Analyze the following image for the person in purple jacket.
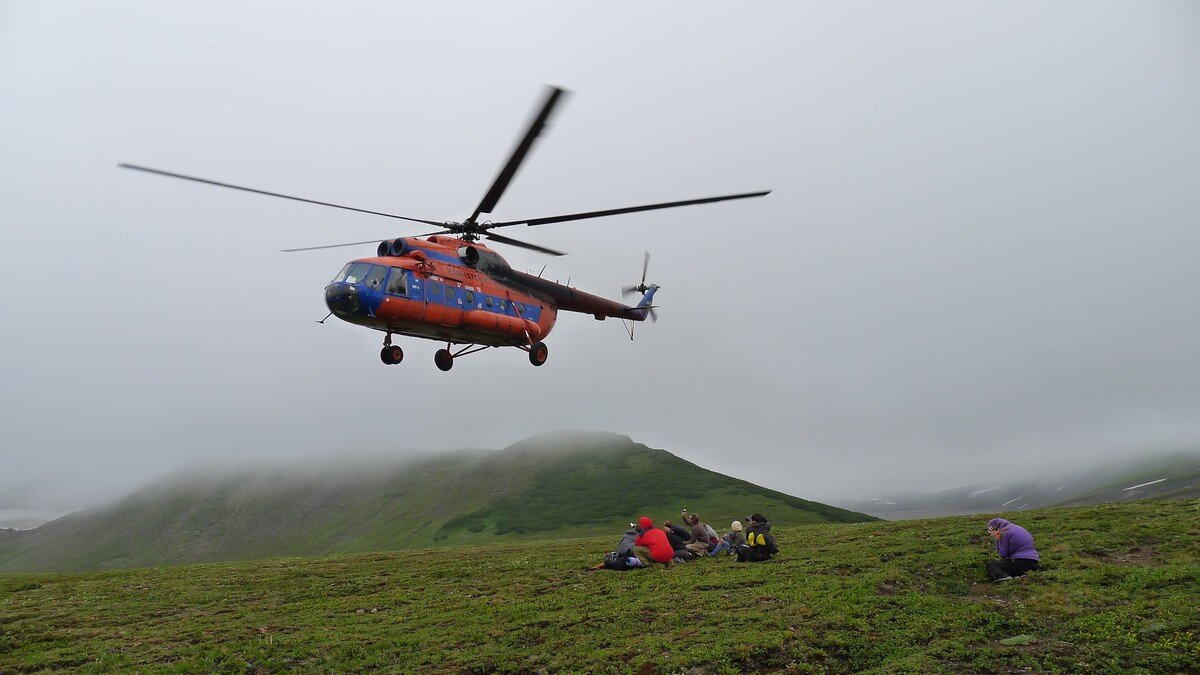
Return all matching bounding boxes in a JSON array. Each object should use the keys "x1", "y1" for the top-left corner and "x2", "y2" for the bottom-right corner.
[{"x1": 985, "y1": 517, "x2": 1040, "y2": 582}]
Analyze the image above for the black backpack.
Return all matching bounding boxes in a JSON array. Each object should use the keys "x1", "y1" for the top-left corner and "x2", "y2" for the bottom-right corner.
[
  {"x1": 739, "y1": 529, "x2": 779, "y2": 562},
  {"x1": 603, "y1": 551, "x2": 632, "y2": 570}
]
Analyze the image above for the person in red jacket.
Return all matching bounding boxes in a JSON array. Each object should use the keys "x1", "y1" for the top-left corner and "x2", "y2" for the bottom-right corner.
[{"x1": 632, "y1": 516, "x2": 675, "y2": 565}]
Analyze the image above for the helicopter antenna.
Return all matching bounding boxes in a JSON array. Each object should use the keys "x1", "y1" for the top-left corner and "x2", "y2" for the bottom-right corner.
[{"x1": 622, "y1": 317, "x2": 636, "y2": 340}]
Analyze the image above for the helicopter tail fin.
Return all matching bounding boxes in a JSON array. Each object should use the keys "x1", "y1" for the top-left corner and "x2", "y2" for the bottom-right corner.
[
  {"x1": 630, "y1": 285, "x2": 659, "y2": 322},
  {"x1": 621, "y1": 252, "x2": 659, "y2": 322}
]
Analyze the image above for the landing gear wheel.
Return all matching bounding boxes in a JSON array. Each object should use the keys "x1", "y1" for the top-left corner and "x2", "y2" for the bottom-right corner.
[
  {"x1": 529, "y1": 341, "x2": 549, "y2": 367},
  {"x1": 380, "y1": 345, "x2": 404, "y2": 365},
  {"x1": 434, "y1": 349, "x2": 454, "y2": 372}
]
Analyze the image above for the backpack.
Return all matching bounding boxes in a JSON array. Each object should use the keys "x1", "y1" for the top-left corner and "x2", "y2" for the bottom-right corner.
[
  {"x1": 603, "y1": 551, "x2": 632, "y2": 570},
  {"x1": 739, "y1": 529, "x2": 779, "y2": 562}
]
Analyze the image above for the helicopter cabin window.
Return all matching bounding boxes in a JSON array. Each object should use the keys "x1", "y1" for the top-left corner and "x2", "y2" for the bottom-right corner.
[
  {"x1": 486, "y1": 296, "x2": 494, "y2": 308},
  {"x1": 365, "y1": 265, "x2": 387, "y2": 290},
  {"x1": 332, "y1": 263, "x2": 352, "y2": 283},
  {"x1": 386, "y1": 268, "x2": 408, "y2": 296},
  {"x1": 428, "y1": 282, "x2": 442, "y2": 303},
  {"x1": 445, "y1": 286, "x2": 457, "y2": 303},
  {"x1": 465, "y1": 290, "x2": 474, "y2": 304},
  {"x1": 345, "y1": 262, "x2": 372, "y2": 284}
]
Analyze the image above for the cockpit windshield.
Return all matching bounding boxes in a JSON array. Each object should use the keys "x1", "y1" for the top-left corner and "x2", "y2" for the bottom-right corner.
[
  {"x1": 332, "y1": 262, "x2": 374, "y2": 284},
  {"x1": 346, "y1": 263, "x2": 373, "y2": 284}
]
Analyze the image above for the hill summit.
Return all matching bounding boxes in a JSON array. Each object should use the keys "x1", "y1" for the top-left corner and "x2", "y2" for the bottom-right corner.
[{"x1": 0, "y1": 431, "x2": 873, "y2": 572}]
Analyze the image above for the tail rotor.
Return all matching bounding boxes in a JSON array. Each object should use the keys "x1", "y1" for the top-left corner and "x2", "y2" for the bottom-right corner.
[
  {"x1": 621, "y1": 252, "x2": 660, "y2": 337},
  {"x1": 622, "y1": 251, "x2": 653, "y2": 298}
]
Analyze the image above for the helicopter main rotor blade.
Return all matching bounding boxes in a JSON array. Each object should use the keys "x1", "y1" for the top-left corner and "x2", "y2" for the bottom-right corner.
[
  {"x1": 280, "y1": 229, "x2": 460, "y2": 252},
  {"x1": 279, "y1": 239, "x2": 391, "y2": 253},
  {"x1": 466, "y1": 86, "x2": 568, "y2": 225},
  {"x1": 118, "y1": 164, "x2": 446, "y2": 227},
  {"x1": 485, "y1": 190, "x2": 772, "y2": 228},
  {"x1": 483, "y1": 231, "x2": 565, "y2": 256}
]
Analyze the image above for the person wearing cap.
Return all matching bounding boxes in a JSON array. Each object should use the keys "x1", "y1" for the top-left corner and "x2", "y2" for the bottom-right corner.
[
  {"x1": 708, "y1": 520, "x2": 746, "y2": 557},
  {"x1": 632, "y1": 515, "x2": 675, "y2": 566},
  {"x1": 736, "y1": 513, "x2": 779, "y2": 562},
  {"x1": 985, "y1": 517, "x2": 1040, "y2": 581}
]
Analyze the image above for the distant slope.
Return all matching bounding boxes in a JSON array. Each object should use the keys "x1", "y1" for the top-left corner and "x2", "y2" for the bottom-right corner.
[
  {"x1": 834, "y1": 451, "x2": 1200, "y2": 519},
  {"x1": 0, "y1": 431, "x2": 873, "y2": 572}
]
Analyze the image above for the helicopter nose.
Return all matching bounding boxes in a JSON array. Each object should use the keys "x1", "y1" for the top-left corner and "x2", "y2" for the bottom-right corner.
[{"x1": 324, "y1": 283, "x2": 360, "y2": 315}]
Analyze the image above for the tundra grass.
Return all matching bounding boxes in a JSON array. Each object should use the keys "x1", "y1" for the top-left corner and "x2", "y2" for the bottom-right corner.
[{"x1": 2, "y1": 499, "x2": 1198, "y2": 673}]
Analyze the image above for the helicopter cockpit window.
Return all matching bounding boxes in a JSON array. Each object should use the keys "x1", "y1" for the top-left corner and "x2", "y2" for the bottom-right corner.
[
  {"x1": 331, "y1": 263, "x2": 352, "y2": 283},
  {"x1": 386, "y1": 268, "x2": 408, "y2": 296},
  {"x1": 345, "y1": 262, "x2": 372, "y2": 285},
  {"x1": 365, "y1": 265, "x2": 386, "y2": 290}
]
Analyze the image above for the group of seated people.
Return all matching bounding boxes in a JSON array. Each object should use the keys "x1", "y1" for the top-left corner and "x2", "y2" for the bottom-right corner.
[
  {"x1": 601, "y1": 512, "x2": 1041, "y2": 582},
  {"x1": 601, "y1": 509, "x2": 780, "y2": 570}
]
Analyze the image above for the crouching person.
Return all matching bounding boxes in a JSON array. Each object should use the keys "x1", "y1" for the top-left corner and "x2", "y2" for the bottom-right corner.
[
  {"x1": 632, "y1": 516, "x2": 676, "y2": 567},
  {"x1": 985, "y1": 517, "x2": 1040, "y2": 582},
  {"x1": 736, "y1": 513, "x2": 779, "y2": 562}
]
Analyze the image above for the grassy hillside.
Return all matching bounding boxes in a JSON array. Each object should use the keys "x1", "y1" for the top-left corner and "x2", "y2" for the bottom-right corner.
[
  {"x1": 2, "y1": 498, "x2": 1197, "y2": 673},
  {"x1": 0, "y1": 432, "x2": 872, "y2": 573}
]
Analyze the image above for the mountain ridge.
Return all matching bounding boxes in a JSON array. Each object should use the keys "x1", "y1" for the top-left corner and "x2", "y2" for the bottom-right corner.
[
  {"x1": 0, "y1": 431, "x2": 873, "y2": 572},
  {"x1": 832, "y1": 450, "x2": 1200, "y2": 518}
]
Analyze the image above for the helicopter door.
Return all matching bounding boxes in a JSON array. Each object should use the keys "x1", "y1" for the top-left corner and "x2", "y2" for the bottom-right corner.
[
  {"x1": 422, "y1": 281, "x2": 463, "y2": 327},
  {"x1": 424, "y1": 281, "x2": 444, "y2": 325}
]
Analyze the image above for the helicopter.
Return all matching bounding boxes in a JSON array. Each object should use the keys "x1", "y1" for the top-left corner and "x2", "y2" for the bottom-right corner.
[{"x1": 120, "y1": 86, "x2": 769, "y2": 371}]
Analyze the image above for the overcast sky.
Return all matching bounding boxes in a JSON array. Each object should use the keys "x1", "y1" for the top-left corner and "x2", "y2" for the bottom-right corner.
[{"x1": 3, "y1": 2, "x2": 1198, "y2": 508}]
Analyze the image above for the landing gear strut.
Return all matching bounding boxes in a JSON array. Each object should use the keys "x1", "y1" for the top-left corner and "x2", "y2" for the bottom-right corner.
[
  {"x1": 380, "y1": 334, "x2": 404, "y2": 365},
  {"x1": 427, "y1": 342, "x2": 548, "y2": 371}
]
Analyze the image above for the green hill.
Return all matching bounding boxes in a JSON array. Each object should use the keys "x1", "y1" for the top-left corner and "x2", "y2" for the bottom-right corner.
[
  {"x1": 0, "y1": 432, "x2": 872, "y2": 573},
  {"x1": 2, "y1": 499, "x2": 1197, "y2": 673}
]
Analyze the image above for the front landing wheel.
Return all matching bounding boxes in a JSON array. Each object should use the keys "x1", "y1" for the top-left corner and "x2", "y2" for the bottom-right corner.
[
  {"x1": 434, "y1": 349, "x2": 454, "y2": 371},
  {"x1": 529, "y1": 342, "x2": 548, "y2": 367},
  {"x1": 380, "y1": 345, "x2": 404, "y2": 365}
]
